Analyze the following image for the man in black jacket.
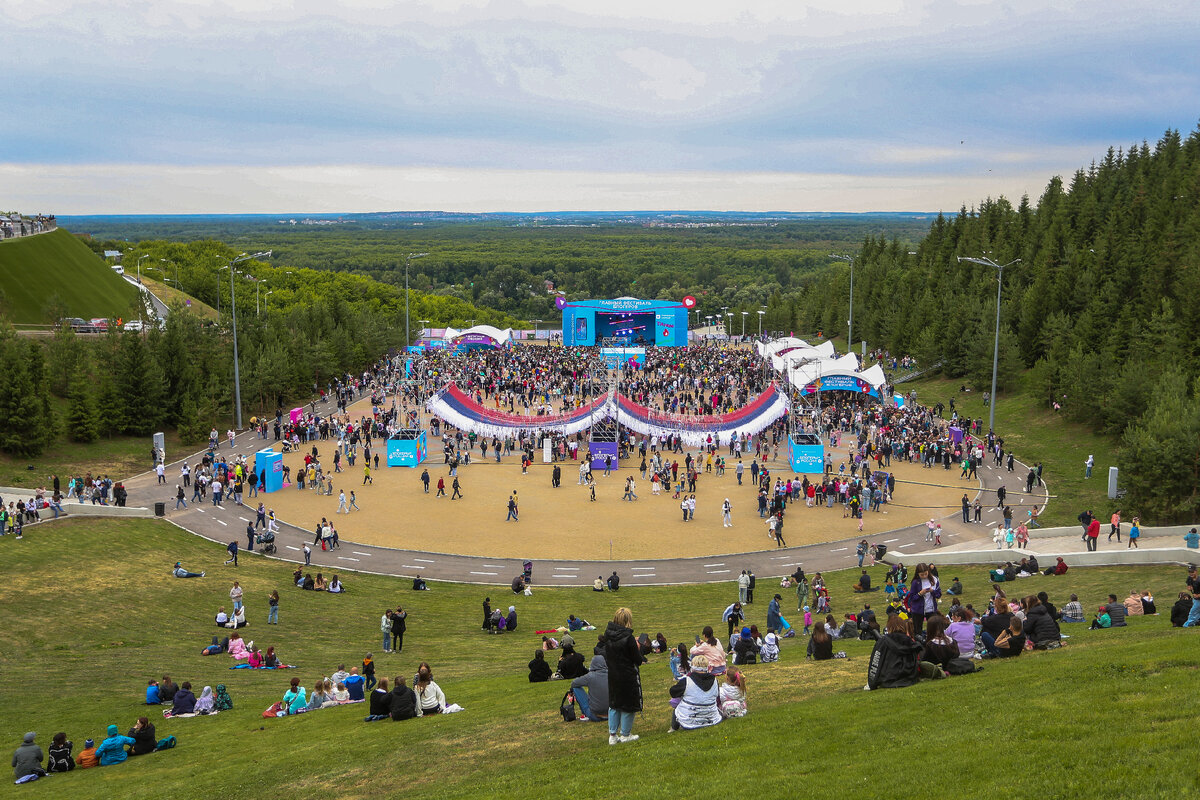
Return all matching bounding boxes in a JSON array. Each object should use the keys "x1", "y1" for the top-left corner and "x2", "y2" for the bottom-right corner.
[{"x1": 607, "y1": 572, "x2": 620, "y2": 591}]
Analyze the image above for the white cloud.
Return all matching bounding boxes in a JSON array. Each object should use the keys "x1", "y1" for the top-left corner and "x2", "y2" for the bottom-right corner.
[{"x1": 1, "y1": 162, "x2": 1055, "y2": 214}]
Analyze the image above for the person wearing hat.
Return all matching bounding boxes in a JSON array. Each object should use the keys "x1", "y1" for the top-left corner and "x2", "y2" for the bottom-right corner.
[
  {"x1": 75, "y1": 738, "x2": 99, "y2": 769},
  {"x1": 12, "y1": 732, "x2": 44, "y2": 781},
  {"x1": 95, "y1": 725, "x2": 135, "y2": 765},
  {"x1": 668, "y1": 654, "x2": 722, "y2": 731},
  {"x1": 172, "y1": 561, "x2": 204, "y2": 578},
  {"x1": 732, "y1": 627, "x2": 760, "y2": 665}
]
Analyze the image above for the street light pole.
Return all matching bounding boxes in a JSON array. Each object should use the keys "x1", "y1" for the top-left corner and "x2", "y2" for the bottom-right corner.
[
  {"x1": 405, "y1": 252, "x2": 430, "y2": 347},
  {"x1": 957, "y1": 255, "x2": 1021, "y2": 434},
  {"x1": 757, "y1": 309, "x2": 765, "y2": 336},
  {"x1": 741, "y1": 310, "x2": 748, "y2": 338},
  {"x1": 137, "y1": 254, "x2": 150, "y2": 285},
  {"x1": 830, "y1": 254, "x2": 854, "y2": 353},
  {"x1": 227, "y1": 251, "x2": 271, "y2": 430}
]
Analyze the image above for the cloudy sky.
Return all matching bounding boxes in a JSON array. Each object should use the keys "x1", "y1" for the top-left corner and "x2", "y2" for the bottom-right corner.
[{"x1": 4, "y1": 0, "x2": 1199, "y2": 213}]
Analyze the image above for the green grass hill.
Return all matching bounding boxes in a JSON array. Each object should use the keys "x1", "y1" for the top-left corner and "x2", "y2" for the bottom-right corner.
[
  {"x1": 0, "y1": 518, "x2": 1192, "y2": 799},
  {"x1": 0, "y1": 228, "x2": 140, "y2": 324}
]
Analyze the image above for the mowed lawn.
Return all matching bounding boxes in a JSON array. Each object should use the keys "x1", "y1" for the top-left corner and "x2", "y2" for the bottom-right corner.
[
  {"x1": 0, "y1": 229, "x2": 139, "y2": 324},
  {"x1": 1, "y1": 518, "x2": 1194, "y2": 799},
  {"x1": 904, "y1": 375, "x2": 1117, "y2": 525}
]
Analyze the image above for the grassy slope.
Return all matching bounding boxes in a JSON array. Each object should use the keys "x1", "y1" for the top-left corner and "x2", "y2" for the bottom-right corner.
[
  {"x1": 0, "y1": 518, "x2": 1192, "y2": 799},
  {"x1": 903, "y1": 375, "x2": 1116, "y2": 526},
  {"x1": 139, "y1": 276, "x2": 218, "y2": 322},
  {"x1": 0, "y1": 229, "x2": 139, "y2": 324}
]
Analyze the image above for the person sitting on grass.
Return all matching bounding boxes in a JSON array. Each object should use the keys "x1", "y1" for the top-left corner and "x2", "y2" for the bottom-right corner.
[
  {"x1": 1172, "y1": 592, "x2": 1192, "y2": 627},
  {"x1": 570, "y1": 652, "x2": 608, "y2": 721},
  {"x1": 566, "y1": 614, "x2": 588, "y2": 631},
  {"x1": 46, "y1": 732, "x2": 73, "y2": 773},
  {"x1": 1123, "y1": 591, "x2": 1145, "y2": 618},
  {"x1": 529, "y1": 650, "x2": 552, "y2": 682},
  {"x1": 193, "y1": 686, "x2": 216, "y2": 715},
  {"x1": 718, "y1": 669, "x2": 747, "y2": 718},
  {"x1": 388, "y1": 676, "x2": 418, "y2": 721},
  {"x1": 282, "y1": 677, "x2": 307, "y2": 715},
  {"x1": 95, "y1": 725, "x2": 136, "y2": 766},
  {"x1": 541, "y1": 635, "x2": 558, "y2": 651},
  {"x1": 214, "y1": 685, "x2": 234, "y2": 712},
  {"x1": 344, "y1": 667, "x2": 366, "y2": 701},
  {"x1": 215, "y1": 607, "x2": 229, "y2": 627},
  {"x1": 12, "y1": 732, "x2": 44, "y2": 781},
  {"x1": 669, "y1": 654, "x2": 722, "y2": 731},
  {"x1": 227, "y1": 632, "x2": 250, "y2": 660},
  {"x1": 1060, "y1": 594, "x2": 1085, "y2": 623},
  {"x1": 920, "y1": 615, "x2": 960, "y2": 667},
  {"x1": 127, "y1": 718, "x2": 156, "y2": 756},
  {"x1": 1022, "y1": 596, "x2": 1062, "y2": 649},
  {"x1": 947, "y1": 607, "x2": 976, "y2": 658},
  {"x1": 415, "y1": 664, "x2": 448, "y2": 716},
  {"x1": 732, "y1": 627, "x2": 760, "y2": 665},
  {"x1": 852, "y1": 570, "x2": 873, "y2": 593},
  {"x1": 980, "y1": 616, "x2": 1025, "y2": 658},
  {"x1": 145, "y1": 679, "x2": 160, "y2": 705},
  {"x1": 759, "y1": 631, "x2": 780, "y2": 663},
  {"x1": 302, "y1": 574, "x2": 315, "y2": 591},
  {"x1": 1105, "y1": 595, "x2": 1128, "y2": 627},
  {"x1": 807, "y1": 626, "x2": 834, "y2": 660},
  {"x1": 689, "y1": 627, "x2": 727, "y2": 675},
  {"x1": 171, "y1": 682, "x2": 196, "y2": 715},
  {"x1": 306, "y1": 680, "x2": 331, "y2": 711},
  {"x1": 1090, "y1": 606, "x2": 1112, "y2": 630},
  {"x1": 332, "y1": 682, "x2": 350, "y2": 702},
  {"x1": 554, "y1": 644, "x2": 587, "y2": 681},
  {"x1": 947, "y1": 577, "x2": 963, "y2": 596},
  {"x1": 264, "y1": 646, "x2": 281, "y2": 668},
  {"x1": 328, "y1": 575, "x2": 344, "y2": 594},
  {"x1": 225, "y1": 606, "x2": 248, "y2": 629},
  {"x1": 1141, "y1": 590, "x2": 1157, "y2": 615},
  {"x1": 314, "y1": 573, "x2": 328, "y2": 591},
  {"x1": 365, "y1": 677, "x2": 391, "y2": 721}
]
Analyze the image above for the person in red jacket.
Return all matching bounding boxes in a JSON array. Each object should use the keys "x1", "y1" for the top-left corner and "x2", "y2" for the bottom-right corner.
[{"x1": 1085, "y1": 518, "x2": 1101, "y2": 551}]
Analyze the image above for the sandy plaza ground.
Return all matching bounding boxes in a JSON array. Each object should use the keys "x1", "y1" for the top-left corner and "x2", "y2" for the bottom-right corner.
[{"x1": 253, "y1": 400, "x2": 974, "y2": 561}]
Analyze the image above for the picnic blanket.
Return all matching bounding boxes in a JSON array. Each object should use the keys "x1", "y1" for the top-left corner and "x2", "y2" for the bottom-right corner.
[
  {"x1": 162, "y1": 710, "x2": 221, "y2": 719},
  {"x1": 262, "y1": 699, "x2": 363, "y2": 718},
  {"x1": 231, "y1": 664, "x2": 297, "y2": 669}
]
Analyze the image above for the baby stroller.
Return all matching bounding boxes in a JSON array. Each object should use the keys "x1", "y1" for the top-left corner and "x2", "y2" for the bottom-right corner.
[
  {"x1": 256, "y1": 531, "x2": 277, "y2": 555},
  {"x1": 282, "y1": 439, "x2": 295, "y2": 453}
]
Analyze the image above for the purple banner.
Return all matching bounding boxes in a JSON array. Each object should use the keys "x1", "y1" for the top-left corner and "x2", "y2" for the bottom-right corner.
[{"x1": 589, "y1": 441, "x2": 619, "y2": 471}]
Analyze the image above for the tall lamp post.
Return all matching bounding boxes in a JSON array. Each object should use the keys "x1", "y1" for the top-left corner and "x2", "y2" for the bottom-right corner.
[
  {"x1": 405, "y1": 252, "x2": 430, "y2": 347},
  {"x1": 225, "y1": 251, "x2": 272, "y2": 430},
  {"x1": 957, "y1": 255, "x2": 1020, "y2": 434},
  {"x1": 830, "y1": 254, "x2": 854, "y2": 353},
  {"x1": 741, "y1": 310, "x2": 748, "y2": 337},
  {"x1": 136, "y1": 254, "x2": 150, "y2": 285},
  {"x1": 757, "y1": 309, "x2": 765, "y2": 336},
  {"x1": 531, "y1": 319, "x2": 543, "y2": 341}
]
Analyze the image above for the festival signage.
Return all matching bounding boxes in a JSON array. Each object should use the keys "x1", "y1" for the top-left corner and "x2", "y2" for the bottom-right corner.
[
  {"x1": 387, "y1": 431, "x2": 428, "y2": 467},
  {"x1": 787, "y1": 433, "x2": 824, "y2": 475},
  {"x1": 798, "y1": 374, "x2": 880, "y2": 397}
]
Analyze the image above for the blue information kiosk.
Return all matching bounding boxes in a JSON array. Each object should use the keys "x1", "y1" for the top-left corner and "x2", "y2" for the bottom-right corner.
[
  {"x1": 255, "y1": 448, "x2": 284, "y2": 493},
  {"x1": 787, "y1": 433, "x2": 825, "y2": 475},
  {"x1": 387, "y1": 429, "x2": 428, "y2": 468}
]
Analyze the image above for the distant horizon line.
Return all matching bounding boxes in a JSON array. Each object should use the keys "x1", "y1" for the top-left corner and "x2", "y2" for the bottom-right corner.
[{"x1": 58, "y1": 209, "x2": 943, "y2": 219}]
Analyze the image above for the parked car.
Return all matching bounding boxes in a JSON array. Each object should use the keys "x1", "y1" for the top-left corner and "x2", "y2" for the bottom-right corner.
[
  {"x1": 112, "y1": 265, "x2": 124, "y2": 275},
  {"x1": 90, "y1": 318, "x2": 109, "y2": 331},
  {"x1": 122, "y1": 320, "x2": 144, "y2": 332}
]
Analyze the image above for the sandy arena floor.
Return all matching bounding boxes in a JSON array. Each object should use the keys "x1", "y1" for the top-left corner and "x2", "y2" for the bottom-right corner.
[{"x1": 256, "y1": 405, "x2": 972, "y2": 561}]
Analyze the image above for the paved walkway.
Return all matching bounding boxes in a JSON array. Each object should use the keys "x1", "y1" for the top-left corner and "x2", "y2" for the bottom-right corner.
[{"x1": 121, "y1": 395, "x2": 1049, "y2": 586}]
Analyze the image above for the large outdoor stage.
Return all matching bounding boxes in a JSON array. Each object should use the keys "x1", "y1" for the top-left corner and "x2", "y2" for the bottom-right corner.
[{"x1": 561, "y1": 297, "x2": 688, "y2": 347}]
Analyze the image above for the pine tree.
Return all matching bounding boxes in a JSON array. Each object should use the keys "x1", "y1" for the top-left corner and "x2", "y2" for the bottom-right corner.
[
  {"x1": 66, "y1": 367, "x2": 100, "y2": 443},
  {"x1": 0, "y1": 341, "x2": 45, "y2": 456},
  {"x1": 116, "y1": 332, "x2": 164, "y2": 435}
]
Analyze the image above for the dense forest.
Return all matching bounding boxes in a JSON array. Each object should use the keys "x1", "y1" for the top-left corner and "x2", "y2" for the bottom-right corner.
[
  {"x1": 69, "y1": 214, "x2": 932, "y2": 331},
  {"x1": 790, "y1": 127, "x2": 1200, "y2": 521},
  {"x1": 0, "y1": 239, "x2": 527, "y2": 455}
]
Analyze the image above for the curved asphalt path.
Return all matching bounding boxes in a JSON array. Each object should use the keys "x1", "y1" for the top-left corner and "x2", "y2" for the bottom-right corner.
[{"x1": 123, "y1": 393, "x2": 1048, "y2": 586}]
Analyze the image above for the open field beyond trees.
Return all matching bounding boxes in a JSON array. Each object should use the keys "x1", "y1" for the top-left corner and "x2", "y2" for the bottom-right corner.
[{"x1": 0, "y1": 517, "x2": 1193, "y2": 799}]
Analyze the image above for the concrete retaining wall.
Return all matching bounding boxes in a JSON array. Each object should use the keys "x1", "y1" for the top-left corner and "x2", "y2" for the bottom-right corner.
[
  {"x1": 912, "y1": 546, "x2": 1199, "y2": 569},
  {"x1": 0, "y1": 486, "x2": 153, "y2": 518}
]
